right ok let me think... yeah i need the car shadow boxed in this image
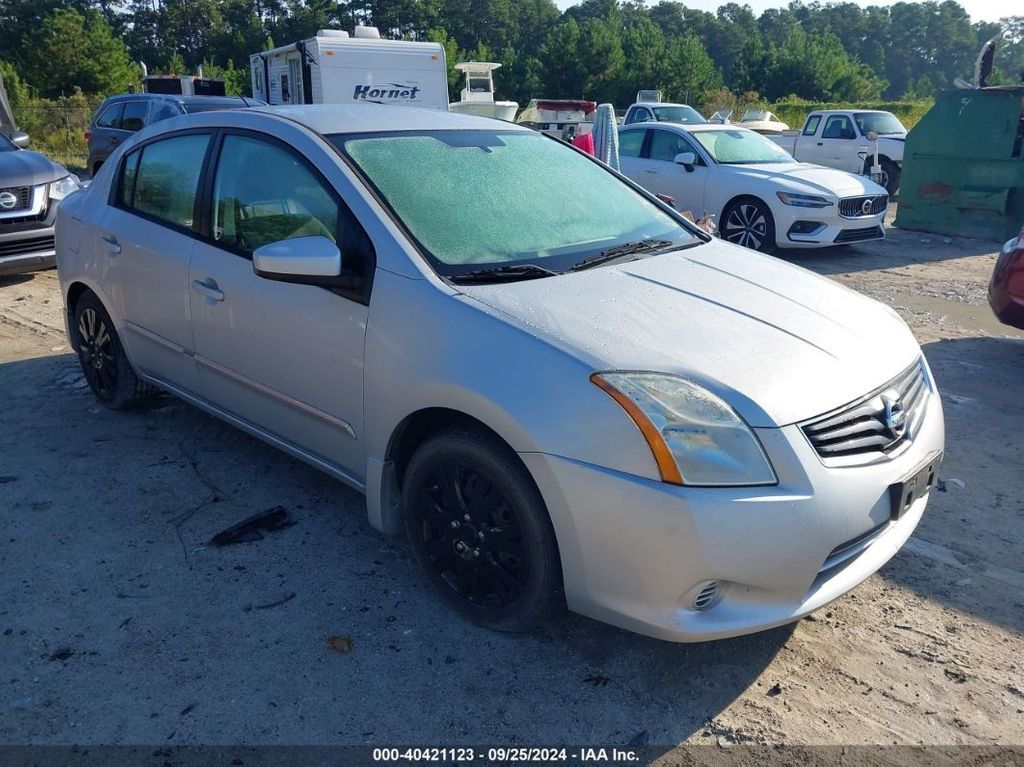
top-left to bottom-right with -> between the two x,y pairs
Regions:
877,335 -> 1024,635
0,273 -> 37,288
773,222 -> 1002,276
0,352 -> 789,747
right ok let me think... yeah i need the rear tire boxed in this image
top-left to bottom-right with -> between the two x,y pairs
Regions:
402,427 -> 564,632
880,159 -> 900,197
721,197 -> 776,253
72,290 -> 155,409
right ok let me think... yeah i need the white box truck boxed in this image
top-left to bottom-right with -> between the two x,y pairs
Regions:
250,26 -> 449,111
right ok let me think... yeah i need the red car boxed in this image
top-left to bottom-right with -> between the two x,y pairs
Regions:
989,222 -> 1024,330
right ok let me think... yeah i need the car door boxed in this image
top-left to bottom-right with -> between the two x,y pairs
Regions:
817,114 -> 860,171
90,102 -> 125,168
188,131 -> 373,480
93,131 -> 212,394
628,128 -> 708,216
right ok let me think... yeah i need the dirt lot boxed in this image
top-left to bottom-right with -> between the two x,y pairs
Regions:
1,213 -> 1022,754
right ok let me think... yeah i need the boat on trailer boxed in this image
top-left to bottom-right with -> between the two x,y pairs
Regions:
448,62 -> 518,122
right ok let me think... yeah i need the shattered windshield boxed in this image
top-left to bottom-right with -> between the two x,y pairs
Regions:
334,130 -> 699,275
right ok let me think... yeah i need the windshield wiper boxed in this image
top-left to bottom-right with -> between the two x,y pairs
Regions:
570,239 -> 675,272
448,263 -> 560,284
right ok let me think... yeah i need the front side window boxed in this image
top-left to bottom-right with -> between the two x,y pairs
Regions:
649,129 -> 698,163
822,115 -> 855,139
692,129 -> 793,165
619,129 -> 645,158
211,134 -> 339,252
0,133 -> 15,152
802,115 -> 822,136
120,133 -> 210,229
336,130 -> 700,273
96,103 -> 124,129
120,101 -> 148,132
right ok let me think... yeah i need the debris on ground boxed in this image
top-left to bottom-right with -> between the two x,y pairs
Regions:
42,647 -> 74,662
243,592 -> 296,612
208,506 -> 294,547
327,635 -> 354,654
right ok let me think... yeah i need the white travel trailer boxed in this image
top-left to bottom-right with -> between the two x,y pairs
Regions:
250,26 -> 449,110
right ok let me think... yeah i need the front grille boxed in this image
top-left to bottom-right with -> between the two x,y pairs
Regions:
834,225 -> 884,243
838,195 -> 888,218
0,235 -> 54,258
801,360 -> 929,461
0,185 -> 32,212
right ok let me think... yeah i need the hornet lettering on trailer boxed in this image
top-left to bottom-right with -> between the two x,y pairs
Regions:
352,83 -> 421,103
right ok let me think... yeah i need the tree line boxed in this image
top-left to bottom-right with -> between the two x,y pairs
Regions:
1,0 -> 1022,110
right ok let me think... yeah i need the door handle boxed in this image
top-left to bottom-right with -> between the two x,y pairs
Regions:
192,279 -> 224,302
110,136 -> 121,145
100,235 -> 121,255
643,168 -> 658,174
816,142 -> 823,146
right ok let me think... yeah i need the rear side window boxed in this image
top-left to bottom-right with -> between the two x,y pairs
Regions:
802,115 -> 821,136
118,133 -> 210,230
152,101 -> 182,122
211,134 -> 339,252
120,101 -> 148,132
822,115 -> 855,139
96,103 -> 124,129
619,129 -> 645,158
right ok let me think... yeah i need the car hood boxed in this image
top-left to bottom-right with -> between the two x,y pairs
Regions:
724,162 -> 886,198
458,240 -> 920,427
0,149 -> 68,187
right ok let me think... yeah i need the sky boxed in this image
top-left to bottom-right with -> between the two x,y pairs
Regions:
552,0 -> 1015,24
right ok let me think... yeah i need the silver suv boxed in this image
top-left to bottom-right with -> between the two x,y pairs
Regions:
0,130 -> 79,277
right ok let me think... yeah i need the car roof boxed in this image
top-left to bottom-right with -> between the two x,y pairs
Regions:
102,93 -> 251,106
247,103 -> 535,135
620,122 -> 743,134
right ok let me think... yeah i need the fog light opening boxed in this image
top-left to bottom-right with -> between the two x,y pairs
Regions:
692,580 -> 721,611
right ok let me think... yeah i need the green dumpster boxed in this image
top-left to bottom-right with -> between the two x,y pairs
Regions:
895,85 -> 1024,241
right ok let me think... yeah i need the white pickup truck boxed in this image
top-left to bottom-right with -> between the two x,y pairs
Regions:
769,110 -> 907,195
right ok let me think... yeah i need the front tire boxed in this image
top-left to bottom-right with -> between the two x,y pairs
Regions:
402,427 -> 564,632
73,290 -> 154,409
721,197 -> 776,253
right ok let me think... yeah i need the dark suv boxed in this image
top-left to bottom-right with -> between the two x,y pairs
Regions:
86,94 -> 257,177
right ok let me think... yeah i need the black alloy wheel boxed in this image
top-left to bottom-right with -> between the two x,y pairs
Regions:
414,460 -> 529,608
403,428 -> 563,631
73,290 -> 154,409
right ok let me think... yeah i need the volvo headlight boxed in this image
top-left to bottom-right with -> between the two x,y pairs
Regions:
775,191 -> 833,208
592,372 -> 777,487
49,174 -> 81,201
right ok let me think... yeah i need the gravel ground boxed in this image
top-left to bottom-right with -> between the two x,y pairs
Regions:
1,211 -> 1022,753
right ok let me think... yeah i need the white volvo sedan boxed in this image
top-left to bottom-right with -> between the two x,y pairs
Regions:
619,122 -> 889,252
55,105 -> 943,642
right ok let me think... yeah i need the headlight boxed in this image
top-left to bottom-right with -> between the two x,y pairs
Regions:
48,174 -> 81,200
775,191 -> 834,208
592,372 -> 777,487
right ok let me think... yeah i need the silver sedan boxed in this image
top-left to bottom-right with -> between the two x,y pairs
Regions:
54,104 -> 944,642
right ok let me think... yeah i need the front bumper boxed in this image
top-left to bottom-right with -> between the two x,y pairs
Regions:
775,205 -> 886,249
0,200 -> 58,277
523,382 -> 945,643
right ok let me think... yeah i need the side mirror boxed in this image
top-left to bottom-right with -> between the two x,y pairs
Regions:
11,131 -> 30,149
252,235 -> 341,284
675,151 -> 696,171
866,130 -> 879,141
